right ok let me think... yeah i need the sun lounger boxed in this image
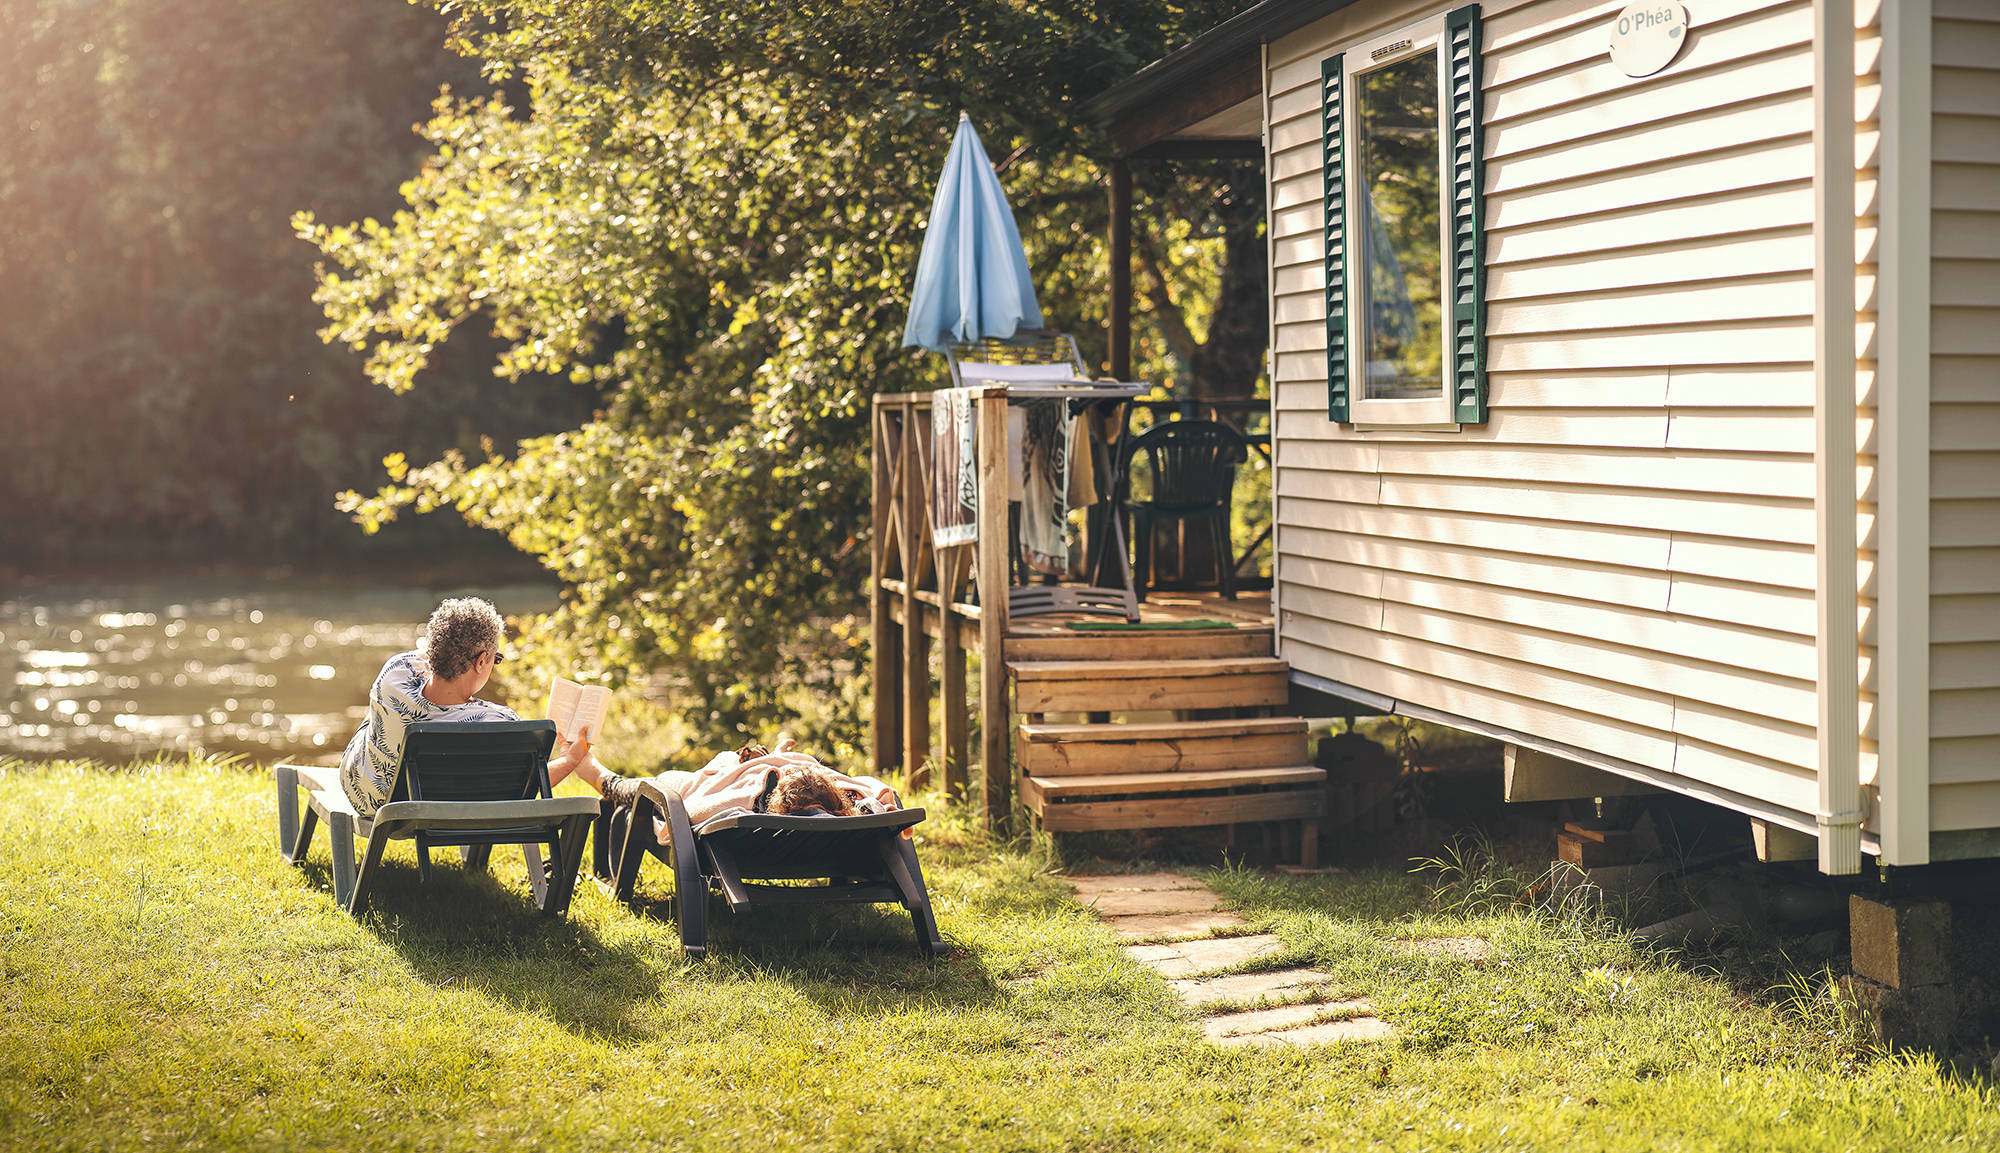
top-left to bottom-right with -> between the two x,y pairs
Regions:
592,783 -> 949,958
275,720 -> 600,919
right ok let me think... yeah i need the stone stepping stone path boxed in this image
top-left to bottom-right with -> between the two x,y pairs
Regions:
1170,967 -> 1336,1007
1064,871 -> 1398,1049
1201,1003 -> 1396,1048
1125,935 -> 1283,978
1069,872 -> 1248,940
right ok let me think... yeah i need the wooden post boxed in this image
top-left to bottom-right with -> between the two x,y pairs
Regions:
939,549 -> 970,799
900,399 -> 931,788
976,390 -> 1012,831
1109,160 -> 1132,381
870,401 -> 901,777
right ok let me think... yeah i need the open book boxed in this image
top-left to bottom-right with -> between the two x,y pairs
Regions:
545,676 -> 611,744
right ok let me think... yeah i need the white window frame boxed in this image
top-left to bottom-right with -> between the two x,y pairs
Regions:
1342,13 -> 1459,430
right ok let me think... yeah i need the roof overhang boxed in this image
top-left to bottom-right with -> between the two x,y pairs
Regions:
1083,0 -> 1363,158
1106,49 -> 1261,156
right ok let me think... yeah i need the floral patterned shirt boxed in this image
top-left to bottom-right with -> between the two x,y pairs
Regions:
338,650 -> 517,818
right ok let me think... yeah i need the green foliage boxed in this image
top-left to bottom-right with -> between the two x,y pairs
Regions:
1128,161 -> 1269,400
302,0 -> 1263,746
1768,957 -> 1885,1060
0,0 -> 595,562
1412,831 -> 1553,918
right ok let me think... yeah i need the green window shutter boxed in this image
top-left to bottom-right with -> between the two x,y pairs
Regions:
1321,52 -> 1349,422
1445,5 -> 1488,424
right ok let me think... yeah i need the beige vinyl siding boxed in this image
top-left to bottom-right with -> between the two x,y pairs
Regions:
1928,0 -> 2000,830
1267,0 -> 1842,810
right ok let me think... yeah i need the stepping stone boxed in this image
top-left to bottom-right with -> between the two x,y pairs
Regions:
1211,1031 -> 1294,1049
1111,911 -> 1247,940
1066,872 -> 1205,895
1175,934 -> 1285,969
1170,966 -> 1333,1007
1086,888 -> 1223,916
1215,1016 -> 1396,1048
1265,1016 -> 1397,1045
1393,936 -> 1492,964
1200,1002 -> 1330,1039
1124,943 -> 1188,973
1201,998 -> 1386,1047
1125,934 -> 1284,978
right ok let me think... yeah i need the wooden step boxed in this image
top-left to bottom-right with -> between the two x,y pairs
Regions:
1004,628 -> 1272,663
1022,765 -> 1326,802
1018,716 -> 1309,777
1023,783 -> 1328,833
1011,657 -> 1286,681
1008,657 -> 1289,714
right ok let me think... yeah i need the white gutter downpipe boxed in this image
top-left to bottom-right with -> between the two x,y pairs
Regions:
1264,37 -> 1282,663
1876,0 -> 1933,866
1814,0 -> 1862,875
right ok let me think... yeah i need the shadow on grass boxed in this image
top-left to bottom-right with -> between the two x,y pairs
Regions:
620,885 -> 932,955
618,873 -> 1008,1013
293,853 -> 671,1040
299,847 -> 1011,1032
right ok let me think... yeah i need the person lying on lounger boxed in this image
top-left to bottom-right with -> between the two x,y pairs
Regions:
337,597 -> 594,820
553,738 -> 908,836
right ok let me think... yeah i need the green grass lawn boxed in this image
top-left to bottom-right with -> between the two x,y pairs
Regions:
3,757 -> 1994,1152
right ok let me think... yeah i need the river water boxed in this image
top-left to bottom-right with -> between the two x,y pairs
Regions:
2,582 -> 560,765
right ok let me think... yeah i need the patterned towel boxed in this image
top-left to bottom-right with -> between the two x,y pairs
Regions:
625,745 -> 906,834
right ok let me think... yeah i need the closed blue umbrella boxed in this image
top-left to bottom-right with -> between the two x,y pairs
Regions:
902,113 -> 1044,353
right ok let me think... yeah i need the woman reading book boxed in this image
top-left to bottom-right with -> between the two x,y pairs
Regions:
337,597 -> 596,819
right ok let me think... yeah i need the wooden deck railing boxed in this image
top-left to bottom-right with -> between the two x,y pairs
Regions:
870,389 -> 1011,826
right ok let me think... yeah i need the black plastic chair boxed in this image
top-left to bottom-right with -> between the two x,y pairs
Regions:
1116,419 -> 1250,600
592,785 -> 948,958
276,720 -> 598,919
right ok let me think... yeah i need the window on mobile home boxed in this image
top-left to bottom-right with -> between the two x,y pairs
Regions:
1357,53 -> 1443,401
1322,6 -> 1486,427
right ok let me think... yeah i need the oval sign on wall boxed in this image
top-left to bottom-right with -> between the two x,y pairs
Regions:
1609,2 -> 1690,78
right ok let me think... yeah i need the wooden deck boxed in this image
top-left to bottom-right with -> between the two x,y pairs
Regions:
1006,590 -> 1273,636
1006,590 -> 1321,866
870,393 -> 1314,854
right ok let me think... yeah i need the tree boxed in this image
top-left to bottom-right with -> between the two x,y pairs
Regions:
303,0 -> 1262,751
1134,162 -> 1268,404
0,0 -> 592,566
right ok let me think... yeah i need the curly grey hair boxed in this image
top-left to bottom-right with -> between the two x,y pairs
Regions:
421,597 -> 505,681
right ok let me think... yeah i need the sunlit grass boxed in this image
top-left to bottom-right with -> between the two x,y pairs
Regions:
2,757 -> 1993,1151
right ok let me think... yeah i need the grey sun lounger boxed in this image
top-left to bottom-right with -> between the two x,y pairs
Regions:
275,720 -> 599,919
592,782 -> 949,958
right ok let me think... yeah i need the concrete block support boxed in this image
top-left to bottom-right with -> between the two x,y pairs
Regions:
1842,894 -> 1956,1051
1836,976 -> 1958,1052
1850,894 -> 1951,988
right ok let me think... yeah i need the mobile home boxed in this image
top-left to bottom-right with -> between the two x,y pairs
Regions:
1086,0 -> 1998,874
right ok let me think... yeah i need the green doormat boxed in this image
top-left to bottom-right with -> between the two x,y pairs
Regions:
1065,619 -> 1238,631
